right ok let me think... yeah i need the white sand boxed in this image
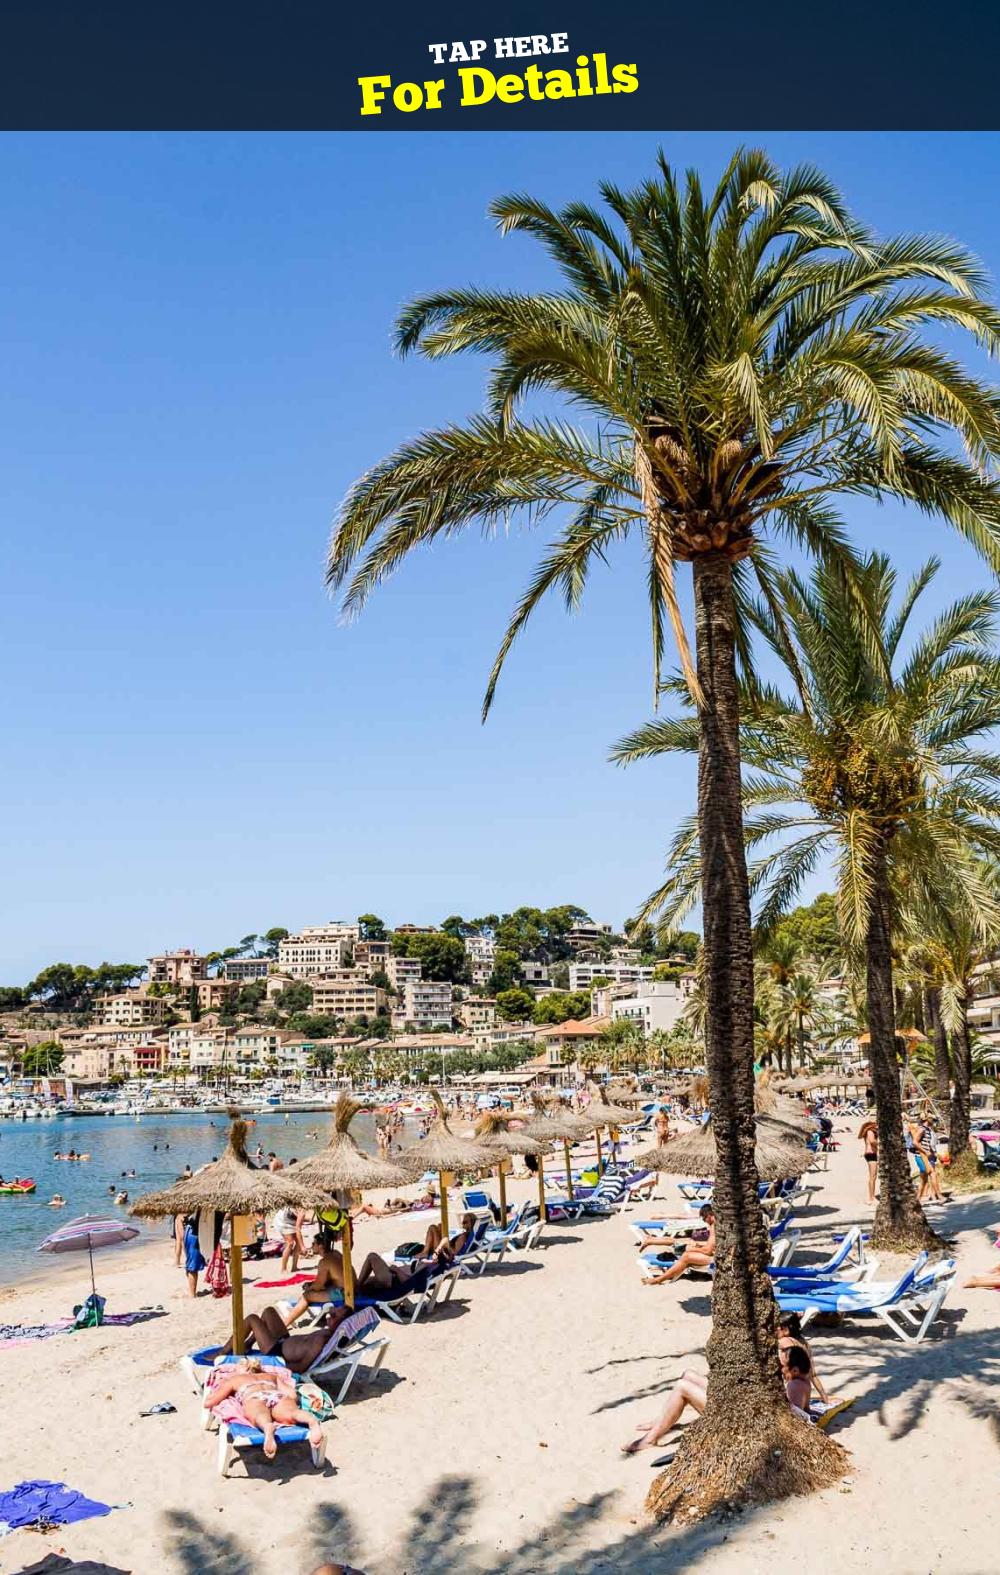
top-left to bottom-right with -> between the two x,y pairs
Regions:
0,1137 -> 997,1575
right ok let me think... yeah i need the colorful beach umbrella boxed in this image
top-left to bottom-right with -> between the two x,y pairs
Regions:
38,1213 -> 140,1299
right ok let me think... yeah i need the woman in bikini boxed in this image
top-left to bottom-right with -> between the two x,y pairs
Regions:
218,1302 -> 359,1370
204,1356 -> 323,1460
860,1120 -> 878,1203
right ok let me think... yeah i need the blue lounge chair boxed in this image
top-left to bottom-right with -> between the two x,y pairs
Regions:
768,1225 -> 866,1282
199,1354 -> 327,1477
776,1253 -> 956,1342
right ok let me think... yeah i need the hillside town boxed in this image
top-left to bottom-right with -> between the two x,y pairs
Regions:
0,908 -> 707,1100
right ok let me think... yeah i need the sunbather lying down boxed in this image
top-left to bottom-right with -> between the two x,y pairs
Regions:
962,1265 -> 1000,1289
220,1303 -> 358,1372
205,1357 -> 323,1459
642,1208 -> 715,1284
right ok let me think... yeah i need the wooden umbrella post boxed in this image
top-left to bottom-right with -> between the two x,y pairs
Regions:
563,1138 -> 574,1201
230,1217 -> 245,1355
439,1171 -> 449,1237
498,1164 -> 508,1228
537,1150 -> 547,1223
342,1215 -> 355,1309
595,1127 -> 604,1176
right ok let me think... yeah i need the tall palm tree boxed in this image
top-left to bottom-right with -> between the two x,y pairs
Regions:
327,151 -> 1000,1516
615,553 -> 1000,1249
901,889 -> 1000,1168
755,934 -> 802,1072
769,962 -> 828,1070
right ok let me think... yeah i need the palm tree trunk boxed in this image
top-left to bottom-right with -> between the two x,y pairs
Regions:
949,1003 -> 972,1161
866,835 -> 941,1251
925,986 -> 951,1108
647,551 -> 844,1523
784,1028 -> 793,1076
796,1012 -> 806,1070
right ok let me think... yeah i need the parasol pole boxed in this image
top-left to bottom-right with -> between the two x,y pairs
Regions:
594,1125 -> 604,1176
537,1149 -> 547,1223
563,1138 -> 575,1201
439,1171 -> 449,1237
229,1215 -> 245,1355
342,1215 -> 355,1309
498,1163 -> 508,1228
87,1234 -> 96,1300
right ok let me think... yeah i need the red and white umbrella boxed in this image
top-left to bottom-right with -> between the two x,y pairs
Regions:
38,1214 -> 140,1298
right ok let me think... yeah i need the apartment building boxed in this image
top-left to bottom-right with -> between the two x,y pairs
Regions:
221,957 -> 271,982
968,960 -> 1000,1051
457,997 -> 496,1030
565,921 -> 614,953
520,961 -> 551,986
610,980 -> 688,1036
278,925 -> 356,978
568,961 -> 653,991
393,978 -> 454,1030
131,1042 -> 168,1076
391,1032 -> 474,1057
147,949 -> 209,986
188,1031 -> 230,1072
385,955 -> 422,991
471,1021 -> 538,1053
354,939 -> 392,974
60,1042 -> 124,1081
193,978 -> 238,1012
95,991 -> 168,1027
231,1025 -> 295,1067
464,933 -> 496,964
468,960 -> 493,989
310,978 -> 387,1019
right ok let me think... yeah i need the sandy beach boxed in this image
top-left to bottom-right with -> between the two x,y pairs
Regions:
1,1134 -> 998,1575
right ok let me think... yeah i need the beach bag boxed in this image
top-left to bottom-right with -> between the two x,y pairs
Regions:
296,1379 -> 335,1421
394,1239 -> 424,1260
72,1292 -> 106,1328
206,1245 -> 230,1299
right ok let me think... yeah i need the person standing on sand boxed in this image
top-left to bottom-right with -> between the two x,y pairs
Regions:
859,1120 -> 878,1203
182,1213 -> 206,1296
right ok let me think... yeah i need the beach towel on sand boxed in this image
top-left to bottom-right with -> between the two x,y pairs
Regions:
0,1480 -> 113,1533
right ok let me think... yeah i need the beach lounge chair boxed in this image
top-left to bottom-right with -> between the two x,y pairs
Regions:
776,1253 -> 956,1342
354,1260 -> 460,1323
181,1308 -> 389,1407
199,1354 -> 327,1477
768,1225 -> 866,1282
469,1205 -> 543,1272
462,1188 -> 499,1224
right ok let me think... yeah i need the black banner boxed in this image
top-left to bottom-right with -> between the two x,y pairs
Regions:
0,0 -> 997,130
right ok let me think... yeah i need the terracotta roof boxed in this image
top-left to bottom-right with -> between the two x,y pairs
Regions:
538,1016 -> 611,1037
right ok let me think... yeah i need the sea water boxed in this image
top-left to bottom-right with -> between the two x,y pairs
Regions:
0,1108 -> 382,1286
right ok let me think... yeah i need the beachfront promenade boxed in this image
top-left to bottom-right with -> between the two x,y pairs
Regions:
2,1136 -> 998,1573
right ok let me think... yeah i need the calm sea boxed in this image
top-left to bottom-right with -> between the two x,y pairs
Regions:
0,1108 -> 382,1286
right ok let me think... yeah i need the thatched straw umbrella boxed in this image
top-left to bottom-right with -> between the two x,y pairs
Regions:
474,1111 -> 551,1227
396,1093 -> 496,1238
586,1085 -> 641,1172
294,1095 -> 416,1307
634,1122 -> 812,1181
522,1098 -> 596,1208
132,1116 -> 331,1354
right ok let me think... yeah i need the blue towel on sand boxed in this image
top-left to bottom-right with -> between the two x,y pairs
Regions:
0,1479 -> 113,1531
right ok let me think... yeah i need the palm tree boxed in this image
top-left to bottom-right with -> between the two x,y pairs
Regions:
770,964 -> 828,1070
755,935 -> 802,1072
901,890 -> 1000,1170
615,553 -> 1000,1249
327,151 -> 1000,1515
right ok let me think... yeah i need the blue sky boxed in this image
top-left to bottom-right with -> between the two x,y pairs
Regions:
3,131 -> 1000,980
